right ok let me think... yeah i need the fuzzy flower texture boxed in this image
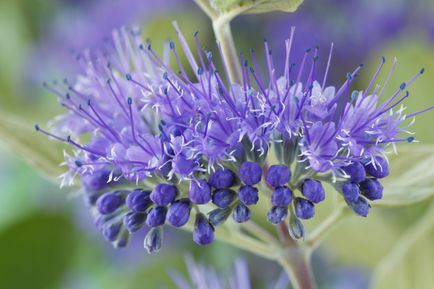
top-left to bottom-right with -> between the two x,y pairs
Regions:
37,25 -> 432,253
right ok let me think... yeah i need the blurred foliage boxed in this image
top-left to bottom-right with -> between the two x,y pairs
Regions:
210,0 -> 304,13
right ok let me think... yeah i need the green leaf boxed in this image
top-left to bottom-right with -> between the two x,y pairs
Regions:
371,201 -> 434,289
373,144 -> 434,207
0,212 -> 77,289
210,0 -> 304,14
0,110 -> 65,181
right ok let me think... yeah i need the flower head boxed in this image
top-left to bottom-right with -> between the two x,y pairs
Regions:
37,24 -> 433,252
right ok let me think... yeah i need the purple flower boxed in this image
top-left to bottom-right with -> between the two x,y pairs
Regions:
37,23 -> 433,252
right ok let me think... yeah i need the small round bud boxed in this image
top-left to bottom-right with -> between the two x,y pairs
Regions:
144,227 -> 163,254
239,162 -> 262,185
238,185 -> 259,205
208,207 -> 232,226
100,222 -> 122,242
209,169 -> 235,189
167,199 -> 192,227
342,161 -> 366,183
271,186 -> 293,207
193,213 -> 215,245
267,206 -> 288,224
189,179 -> 211,204
96,192 -> 124,215
289,216 -> 305,240
265,165 -> 291,187
113,229 -> 130,248
212,189 -> 237,208
294,198 -> 315,220
364,156 -> 389,178
123,211 -> 147,233
301,179 -> 325,203
150,184 -> 178,206
126,189 -> 152,212
146,206 -> 167,227
348,196 -> 371,217
342,182 -> 360,202
232,203 -> 251,223
359,179 -> 383,200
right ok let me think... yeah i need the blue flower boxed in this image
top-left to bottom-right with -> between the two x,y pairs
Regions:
37,25 -> 433,251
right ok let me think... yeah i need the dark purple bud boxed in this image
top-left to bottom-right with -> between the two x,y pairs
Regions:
301,179 -> 325,203
271,186 -> 293,207
267,206 -> 288,224
294,198 -> 315,220
150,184 -> 178,206
96,192 -> 124,215
208,207 -> 232,226
144,227 -> 163,254
342,161 -> 366,183
113,230 -> 130,248
123,211 -> 147,233
193,213 -> 215,245
342,182 -> 360,202
239,162 -> 262,185
126,189 -> 152,212
212,189 -> 237,208
265,165 -> 291,187
364,156 -> 389,178
238,185 -> 259,205
81,169 -> 111,192
289,216 -> 305,240
359,179 -> 383,200
189,179 -> 211,204
348,196 -> 371,217
167,199 -> 192,227
101,222 -> 122,242
232,203 -> 251,223
146,206 -> 167,227
209,168 -> 235,189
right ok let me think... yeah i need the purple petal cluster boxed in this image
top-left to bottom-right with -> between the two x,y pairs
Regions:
37,25 -> 433,252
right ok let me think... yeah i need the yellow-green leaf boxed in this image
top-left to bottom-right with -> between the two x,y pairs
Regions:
210,0 -> 304,14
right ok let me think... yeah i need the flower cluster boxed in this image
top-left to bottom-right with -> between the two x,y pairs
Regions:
37,25 -> 432,253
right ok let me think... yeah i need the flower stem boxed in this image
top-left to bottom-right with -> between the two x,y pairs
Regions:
277,222 -> 318,289
212,17 -> 242,84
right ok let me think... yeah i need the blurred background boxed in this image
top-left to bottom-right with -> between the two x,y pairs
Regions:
0,0 -> 434,288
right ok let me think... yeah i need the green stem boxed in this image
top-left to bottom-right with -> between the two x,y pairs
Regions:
212,18 -> 242,83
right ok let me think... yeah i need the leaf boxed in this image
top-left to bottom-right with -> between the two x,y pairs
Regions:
0,212 -> 77,289
373,144 -> 434,207
0,110 -> 65,181
210,0 -> 304,14
371,201 -> 434,289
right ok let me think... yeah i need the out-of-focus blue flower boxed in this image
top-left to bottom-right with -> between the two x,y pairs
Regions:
36,22 -> 432,252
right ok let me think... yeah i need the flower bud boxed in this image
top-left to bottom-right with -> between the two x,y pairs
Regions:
100,222 -> 122,242
123,211 -> 147,233
359,179 -> 383,200
238,185 -> 259,205
267,206 -> 288,224
150,184 -> 178,206
212,189 -> 237,208
348,196 -> 371,217
96,191 -> 124,215
81,169 -> 111,192
146,206 -> 167,227
271,186 -> 293,207
193,213 -> 215,245
126,189 -> 152,212
113,229 -> 130,248
342,161 -> 366,183
301,179 -> 325,203
208,207 -> 232,226
144,227 -> 163,254
289,216 -> 305,240
265,165 -> 291,187
239,162 -> 262,185
294,198 -> 315,220
342,182 -> 360,202
167,199 -> 192,227
364,156 -> 389,178
189,179 -> 211,204
209,168 -> 235,189
232,203 -> 251,223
